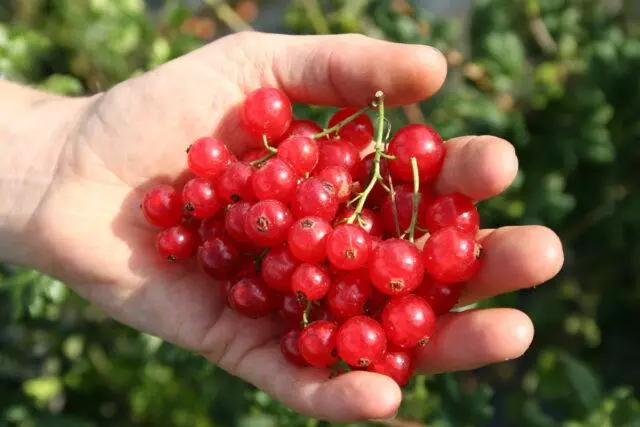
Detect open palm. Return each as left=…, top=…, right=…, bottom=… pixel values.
left=29, top=32, right=563, bottom=421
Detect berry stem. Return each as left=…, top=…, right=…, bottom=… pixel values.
left=301, top=300, right=313, bottom=327
left=346, top=91, right=386, bottom=224
left=312, top=105, right=372, bottom=140
left=249, top=135, right=278, bottom=166
left=388, top=173, right=402, bottom=237
left=407, top=157, right=420, bottom=243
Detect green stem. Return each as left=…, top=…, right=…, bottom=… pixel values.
left=407, top=157, right=420, bottom=243
left=387, top=173, right=401, bottom=237
left=301, top=300, right=313, bottom=327
left=313, top=104, right=372, bottom=140
left=249, top=135, right=278, bottom=166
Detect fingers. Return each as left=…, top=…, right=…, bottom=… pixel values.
left=435, top=135, right=519, bottom=200
left=226, top=342, right=401, bottom=422
left=459, top=225, right=564, bottom=304
left=417, top=308, right=534, bottom=373
left=225, top=32, right=448, bottom=107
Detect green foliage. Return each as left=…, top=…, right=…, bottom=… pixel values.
left=2, top=0, right=640, bottom=426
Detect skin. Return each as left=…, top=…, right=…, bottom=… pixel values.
left=0, top=32, right=564, bottom=422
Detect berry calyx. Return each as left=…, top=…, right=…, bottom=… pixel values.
left=326, top=224, right=372, bottom=271
left=287, top=217, right=332, bottom=263
left=369, top=238, right=425, bottom=295
left=244, top=200, right=293, bottom=247
left=216, top=162, right=256, bottom=203
left=182, top=177, right=222, bottom=219
left=316, top=166, right=353, bottom=203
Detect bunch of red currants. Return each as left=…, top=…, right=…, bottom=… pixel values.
left=141, top=88, right=482, bottom=386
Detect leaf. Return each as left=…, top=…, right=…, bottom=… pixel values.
left=23, top=376, right=63, bottom=406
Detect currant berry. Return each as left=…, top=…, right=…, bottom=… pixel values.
left=327, top=108, right=374, bottom=150
left=298, top=320, right=339, bottom=368
left=387, top=124, right=446, bottom=183
left=251, top=158, right=297, bottom=202
left=156, top=225, right=195, bottom=262
left=326, top=272, right=372, bottom=320
left=326, top=224, right=371, bottom=270
left=368, top=348, right=415, bottom=386
left=280, top=329, right=308, bottom=367
left=279, top=293, right=304, bottom=326
left=380, top=294, right=436, bottom=349
left=277, top=136, right=319, bottom=175
left=182, top=177, right=222, bottom=219
left=241, top=87, right=292, bottom=142
left=224, top=201, right=252, bottom=242
left=356, top=153, right=391, bottom=207
left=216, top=162, right=256, bottom=203
left=291, top=264, right=331, bottom=302
left=334, top=208, right=383, bottom=237
left=279, top=119, right=323, bottom=142
left=316, top=138, right=359, bottom=175
left=316, top=166, right=352, bottom=203
left=336, top=316, right=387, bottom=367
left=260, top=245, right=299, bottom=293
left=228, top=276, right=279, bottom=318
left=142, top=185, right=183, bottom=228
left=198, top=215, right=226, bottom=242
left=197, top=235, right=241, bottom=280
left=422, top=227, right=481, bottom=283
left=241, top=148, right=269, bottom=163
left=380, top=184, right=431, bottom=237
left=244, top=200, right=293, bottom=247
left=187, top=136, right=233, bottom=180
left=291, top=178, right=338, bottom=221
left=368, top=288, right=388, bottom=318
left=369, top=238, right=425, bottom=296
left=287, top=217, right=332, bottom=263
left=424, top=193, right=480, bottom=234
left=415, top=277, right=463, bottom=315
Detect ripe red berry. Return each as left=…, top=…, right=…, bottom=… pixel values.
left=228, top=276, right=279, bottom=318
left=326, top=272, right=372, bottom=320
left=335, top=208, right=383, bottom=237
left=224, top=201, right=252, bottom=242
left=198, top=215, right=226, bottom=242
left=291, top=263, right=331, bottom=302
left=380, top=184, right=430, bottom=237
left=387, top=124, right=446, bottom=183
left=336, top=316, right=387, bottom=367
left=368, top=348, right=415, bottom=386
left=291, top=178, right=338, bottom=221
left=422, top=227, right=481, bottom=283
left=244, top=200, right=293, bottom=247
left=251, top=158, right=297, bottom=202
left=424, top=193, right=480, bottom=234
left=316, top=138, right=359, bottom=175
left=380, top=294, right=436, bottom=349
left=277, top=136, right=319, bottom=175
left=197, top=235, right=241, bottom=280
left=142, top=185, right=183, bottom=228
left=279, top=293, right=304, bottom=326
left=241, top=88, right=292, bottom=142
left=260, top=245, right=299, bottom=293
left=187, top=136, right=233, bottom=180
left=356, top=153, right=391, bottom=208
left=287, top=217, right=332, bottom=263
left=316, top=166, right=353, bottom=203
left=241, top=148, right=269, bottom=163
left=298, top=320, right=339, bottom=368
left=280, top=329, right=308, bottom=367
left=415, top=277, right=463, bottom=315
left=155, top=225, right=195, bottom=262
left=369, top=238, right=425, bottom=296
left=279, top=119, right=322, bottom=142
left=182, top=177, right=222, bottom=219
left=215, top=162, right=256, bottom=203
left=326, top=224, right=371, bottom=270
left=327, top=108, right=374, bottom=150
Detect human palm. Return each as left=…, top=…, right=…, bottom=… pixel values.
left=29, top=32, right=563, bottom=421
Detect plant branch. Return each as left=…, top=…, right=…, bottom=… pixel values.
left=204, top=0, right=253, bottom=33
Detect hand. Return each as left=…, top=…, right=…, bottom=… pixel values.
left=19, top=32, right=563, bottom=421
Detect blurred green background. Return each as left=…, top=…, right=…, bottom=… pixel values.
left=2, top=0, right=640, bottom=426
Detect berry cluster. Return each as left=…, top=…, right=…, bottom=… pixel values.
left=141, top=88, right=482, bottom=386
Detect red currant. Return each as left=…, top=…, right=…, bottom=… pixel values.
left=380, top=184, right=431, bottom=237
left=291, top=263, right=331, bottom=302
left=422, top=227, right=481, bottom=283
left=279, top=293, right=304, bottom=326
left=369, top=238, right=424, bottom=296
left=335, top=208, right=383, bottom=237
left=326, top=272, right=372, bottom=320
left=241, top=148, right=269, bottom=163
left=327, top=108, right=374, bottom=150
left=277, top=136, right=319, bottom=175
left=291, top=178, right=338, bottom=221
left=197, top=235, right=241, bottom=280
left=280, top=329, right=308, bottom=367
left=287, top=217, right=332, bottom=263
left=336, top=316, right=387, bottom=367
left=216, top=162, right=256, bottom=203
left=298, top=320, right=339, bottom=368
left=156, top=225, right=195, bottom=262
left=368, top=348, right=415, bottom=386
left=228, top=276, right=279, bottom=318
left=187, top=136, right=233, bottom=180
left=380, top=294, right=436, bottom=349
left=424, top=193, right=480, bottom=234
left=251, top=158, right=297, bottom=202
left=198, top=215, right=226, bottom=242
left=182, top=177, right=222, bottom=219
left=260, top=245, right=299, bottom=293
left=316, top=138, right=359, bottom=175
left=415, top=277, right=463, bottom=315
left=387, top=124, right=446, bottom=183
left=142, top=185, right=183, bottom=228
left=316, top=166, right=352, bottom=203
left=279, top=119, right=322, bottom=142
left=241, top=88, right=292, bottom=142
left=326, top=224, right=371, bottom=270
left=224, top=201, right=252, bottom=242
left=244, top=200, right=293, bottom=247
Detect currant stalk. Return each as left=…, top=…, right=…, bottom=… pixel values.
left=407, top=157, right=420, bottom=242
left=312, top=105, right=373, bottom=140
left=249, top=135, right=278, bottom=166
